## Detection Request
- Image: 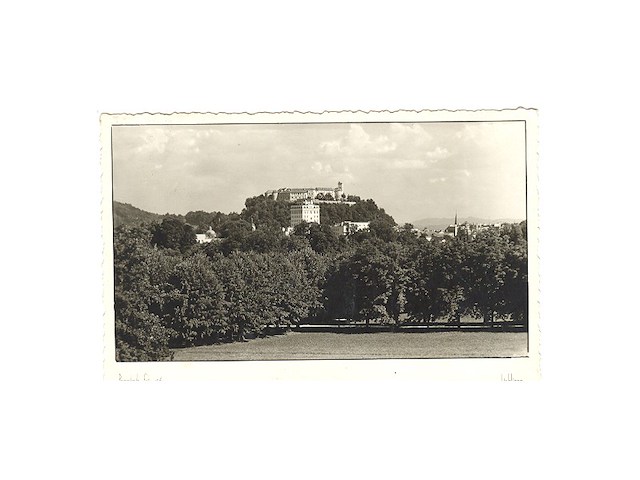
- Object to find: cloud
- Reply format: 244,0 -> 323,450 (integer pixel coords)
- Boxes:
425,146 -> 450,161
392,159 -> 428,169
389,123 -> 433,147
320,124 -> 397,156
112,121 -> 526,222
311,161 -> 333,174
136,128 -> 170,154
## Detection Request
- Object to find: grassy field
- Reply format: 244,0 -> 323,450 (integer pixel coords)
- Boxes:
171,331 -> 528,361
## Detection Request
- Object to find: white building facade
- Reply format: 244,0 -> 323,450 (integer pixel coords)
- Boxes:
195,226 -> 217,244
290,200 -> 320,227
331,221 -> 370,236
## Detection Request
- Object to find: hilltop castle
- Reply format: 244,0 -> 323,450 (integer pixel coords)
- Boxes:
265,181 -> 345,202
264,182 -> 364,230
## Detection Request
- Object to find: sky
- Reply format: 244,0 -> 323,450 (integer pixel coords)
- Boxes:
112,121 -> 527,224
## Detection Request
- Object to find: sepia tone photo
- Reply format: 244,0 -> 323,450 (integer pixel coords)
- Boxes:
102,110 -> 539,380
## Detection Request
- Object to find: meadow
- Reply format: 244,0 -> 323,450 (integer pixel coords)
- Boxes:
171,331 -> 528,361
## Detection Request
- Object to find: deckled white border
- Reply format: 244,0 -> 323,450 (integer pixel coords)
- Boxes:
102,109 -> 539,381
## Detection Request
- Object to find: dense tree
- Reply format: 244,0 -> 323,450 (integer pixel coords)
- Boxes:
185,210 -> 213,233
307,223 -> 341,254
292,221 -> 342,254
211,250 -> 327,340
319,198 -> 396,226
319,203 -> 353,226
350,242 -> 400,327
500,240 -> 528,325
500,222 -> 526,245
369,218 -> 397,242
218,217 -> 253,255
519,220 -> 527,241
349,229 -> 373,244
434,240 -> 469,322
405,239 -> 467,323
241,195 -> 290,229
375,242 -> 410,326
164,253 -> 227,346
151,218 -> 196,252
350,199 -> 395,224
463,231 -> 510,323
280,233 -> 312,252
114,225 -> 177,360
323,253 -> 358,321
397,226 -> 422,246
243,228 -> 284,253
323,241 -> 408,328
113,198 -> 529,361
217,217 -> 252,237
211,212 -> 234,230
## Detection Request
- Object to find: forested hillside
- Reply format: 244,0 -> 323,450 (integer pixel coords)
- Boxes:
113,201 -> 164,228
115,194 -> 395,231
240,194 -> 396,229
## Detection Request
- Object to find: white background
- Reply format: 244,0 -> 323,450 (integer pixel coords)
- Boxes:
1,1 -> 638,479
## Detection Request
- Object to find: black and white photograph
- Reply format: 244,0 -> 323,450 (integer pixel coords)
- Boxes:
7,1 -> 640,478
102,110 -> 539,379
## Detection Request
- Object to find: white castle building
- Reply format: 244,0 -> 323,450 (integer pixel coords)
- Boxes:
266,181 -> 345,202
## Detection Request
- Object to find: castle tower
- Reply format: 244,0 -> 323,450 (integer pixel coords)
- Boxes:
335,181 -> 344,200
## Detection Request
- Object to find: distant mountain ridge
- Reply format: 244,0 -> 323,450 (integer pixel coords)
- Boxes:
114,200 -> 521,233
411,217 -> 524,231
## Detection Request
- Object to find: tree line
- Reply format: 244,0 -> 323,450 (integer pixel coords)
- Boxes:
114,203 -> 528,361
121,194 -> 396,234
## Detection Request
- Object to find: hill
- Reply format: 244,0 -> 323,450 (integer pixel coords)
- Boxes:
319,198 -> 395,226
113,194 -> 397,231
113,201 -> 164,228
241,194 -> 396,229
411,217 -> 523,231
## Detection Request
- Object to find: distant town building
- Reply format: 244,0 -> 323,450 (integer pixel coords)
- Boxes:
290,200 -> 320,227
443,225 -> 458,237
430,213 -> 461,239
443,212 -> 460,237
431,214 -> 505,240
195,226 -> 217,244
331,220 -> 370,236
266,181 -> 346,203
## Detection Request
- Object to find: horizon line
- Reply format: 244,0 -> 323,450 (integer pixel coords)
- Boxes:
113,199 -> 524,223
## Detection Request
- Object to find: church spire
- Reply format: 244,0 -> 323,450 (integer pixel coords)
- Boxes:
454,211 -> 459,237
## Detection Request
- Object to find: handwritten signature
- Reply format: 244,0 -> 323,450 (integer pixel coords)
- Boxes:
118,373 -> 162,381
